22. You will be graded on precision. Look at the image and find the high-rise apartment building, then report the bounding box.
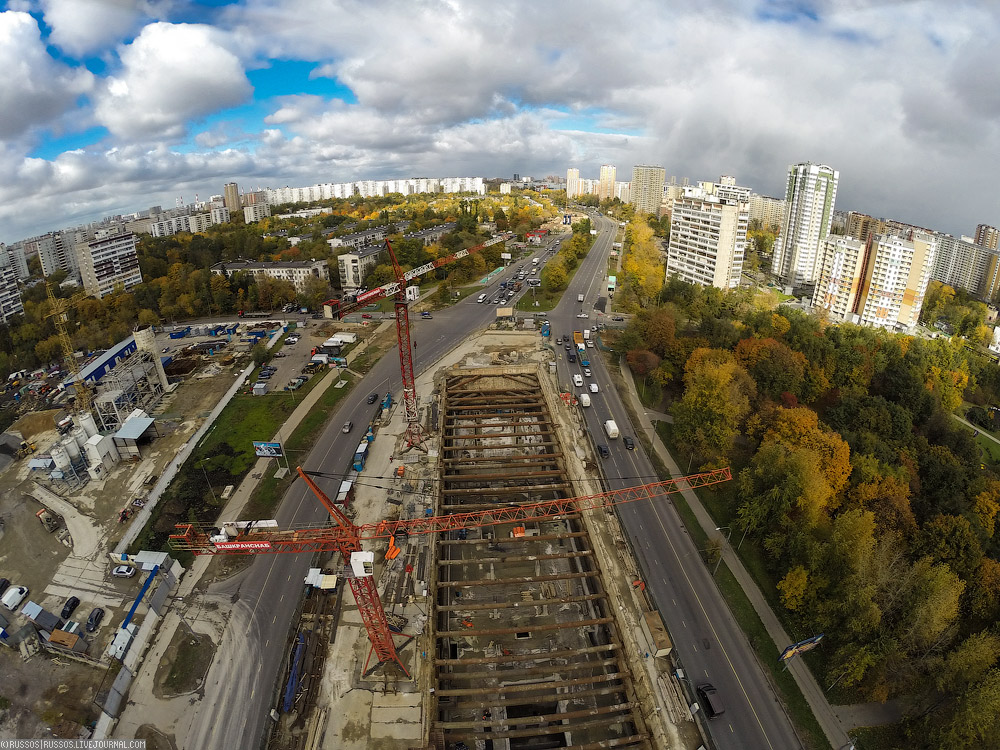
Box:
[845,212,887,245]
[566,168,580,199]
[77,232,142,299]
[598,165,617,201]
[0,242,30,280]
[29,232,81,278]
[0,265,24,323]
[223,182,241,214]
[243,203,271,224]
[813,232,936,331]
[975,224,999,251]
[666,187,749,289]
[771,163,839,288]
[615,181,631,203]
[630,165,666,215]
[931,232,1000,301]
[747,194,786,230]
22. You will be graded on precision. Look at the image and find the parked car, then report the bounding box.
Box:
[342,421,353,433]
[112,565,136,578]
[367,393,379,404]
[85,608,105,633]
[61,596,80,619]
[0,578,9,596]
[361,313,373,319]
[623,436,635,451]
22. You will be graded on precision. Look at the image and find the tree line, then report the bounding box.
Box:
[619,278,1000,748]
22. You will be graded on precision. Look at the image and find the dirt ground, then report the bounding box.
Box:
[153,623,216,699]
[0,649,103,740]
[0,356,242,740]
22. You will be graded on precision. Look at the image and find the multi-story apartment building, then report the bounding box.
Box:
[211,207,231,225]
[566,168,580,199]
[0,242,30,280]
[405,222,456,246]
[211,259,329,293]
[77,232,142,299]
[338,245,385,292]
[243,203,271,224]
[747,193,786,230]
[975,224,999,251]
[499,183,513,195]
[813,232,936,331]
[0,265,24,323]
[630,165,666,215]
[771,162,839,288]
[265,176,485,205]
[28,232,81,279]
[931,233,1000,302]
[223,182,241,213]
[844,212,887,245]
[598,165,617,201]
[666,186,749,289]
[328,225,395,251]
[614,181,631,203]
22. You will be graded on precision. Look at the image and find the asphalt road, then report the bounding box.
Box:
[549,213,801,749]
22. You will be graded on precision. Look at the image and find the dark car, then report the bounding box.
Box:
[696,683,725,718]
[0,578,9,596]
[612,316,625,321]
[598,444,610,459]
[61,596,80,620]
[367,393,379,404]
[623,436,635,451]
[85,607,104,633]
[568,353,576,363]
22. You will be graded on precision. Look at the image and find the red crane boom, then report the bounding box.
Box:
[169,466,732,675]
[321,232,513,448]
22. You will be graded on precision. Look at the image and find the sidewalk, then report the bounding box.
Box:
[618,355,854,750]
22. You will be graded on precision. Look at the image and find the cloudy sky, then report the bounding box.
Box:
[1,0,998,242]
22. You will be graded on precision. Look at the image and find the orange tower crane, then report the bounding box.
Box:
[322,233,512,448]
[170,465,732,677]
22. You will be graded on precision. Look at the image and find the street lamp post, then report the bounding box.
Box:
[712,526,732,577]
[198,458,218,505]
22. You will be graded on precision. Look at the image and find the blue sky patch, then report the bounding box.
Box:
[29,125,109,159]
[248,60,357,103]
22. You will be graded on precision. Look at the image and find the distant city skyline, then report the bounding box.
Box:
[2,2,998,241]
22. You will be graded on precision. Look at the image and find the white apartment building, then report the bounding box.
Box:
[614,181,631,203]
[931,232,1000,301]
[77,232,142,299]
[0,242,30,280]
[211,259,329,293]
[748,194,786,229]
[666,187,749,289]
[243,203,271,224]
[264,176,485,205]
[566,168,580,199]
[0,264,24,322]
[813,233,936,331]
[328,226,394,251]
[771,163,839,288]
[630,166,665,215]
[338,245,385,292]
[499,182,513,194]
[211,207,231,224]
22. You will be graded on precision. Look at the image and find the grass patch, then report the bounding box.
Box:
[976,433,1000,468]
[850,723,910,750]
[160,627,214,697]
[243,372,355,520]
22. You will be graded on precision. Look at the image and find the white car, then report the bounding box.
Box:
[584,368,592,377]
[112,565,137,578]
[576,313,588,318]
[573,374,584,387]
[589,383,599,393]
[586,340,595,348]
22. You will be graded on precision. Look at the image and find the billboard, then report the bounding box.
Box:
[779,634,824,662]
[501,252,511,260]
[253,441,283,457]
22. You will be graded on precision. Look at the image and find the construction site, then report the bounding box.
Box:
[160,330,703,750]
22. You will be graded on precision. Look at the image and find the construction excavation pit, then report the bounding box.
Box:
[428,365,651,749]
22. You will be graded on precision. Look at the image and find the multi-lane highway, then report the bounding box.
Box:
[549,213,801,749]
[184,218,801,750]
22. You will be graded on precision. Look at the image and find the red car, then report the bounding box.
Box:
[361,313,373,319]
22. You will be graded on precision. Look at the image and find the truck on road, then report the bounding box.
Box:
[577,294,584,303]
[579,393,591,407]
[573,331,585,351]
[36,508,61,532]
[604,420,619,439]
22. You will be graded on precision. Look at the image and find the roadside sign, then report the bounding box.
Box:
[253,441,283,457]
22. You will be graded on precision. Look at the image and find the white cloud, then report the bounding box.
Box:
[0,11,94,139]
[94,22,252,140]
[41,0,146,57]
